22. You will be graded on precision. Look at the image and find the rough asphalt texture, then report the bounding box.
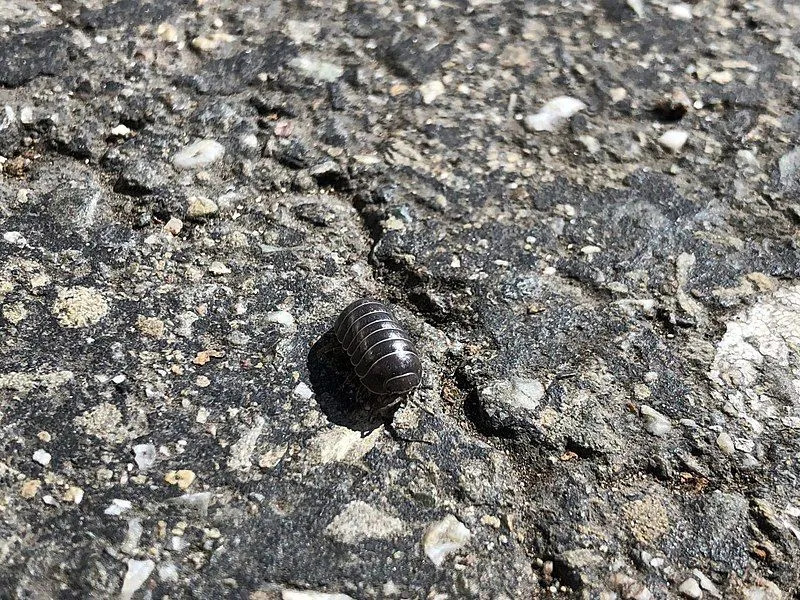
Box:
[1,1,799,599]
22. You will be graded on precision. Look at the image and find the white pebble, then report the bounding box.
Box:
[289,55,344,82]
[419,80,445,104]
[265,310,295,327]
[678,578,702,599]
[133,443,156,471]
[293,382,314,399]
[32,449,51,466]
[104,499,132,516]
[2,231,26,245]
[120,559,155,600]
[422,514,471,567]
[716,432,735,455]
[640,405,672,437]
[110,124,132,137]
[524,96,586,132]
[173,139,225,170]
[158,562,179,583]
[658,129,689,152]
[19,106,34,124]
[668,3,693,20]
[208,261,231,275]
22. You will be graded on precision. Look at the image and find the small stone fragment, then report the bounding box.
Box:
[110,124,131,137]
[325,501,405,544]
[293,382,313,399]
[120,559,155,600]
[136,315,165,339]
[20,479,41,499]
[157,22,179,43]
[208,261,231,275]
[165,469,196,490]
[121,518,144,554]
[52,286,109,328]
[186,196,218,219]
[422,514,471,567]
[419,80,445,104]
[164,217,183,235]
[610,87,628,102]
[32,449,51,466]
[265,310,295,327]
[579,135,601,154]
[289,55,344,82]
[658,129,689,152]
[158,562,179,583]
[709,71,733,84]
[173,140,225,170]
[679,578,702,599]
[716,432,735,455]
[191,32,235,52]
[668,3,693,20]
[64,486,84,504]
[133,443,156,471]
[259,444,288,469]
[105,499,132,516]
[640,405,672,436]
[524,96,586,132]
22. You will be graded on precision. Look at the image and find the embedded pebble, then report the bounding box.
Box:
[32,449,51,466]
[186,196,219,219]
[105,499,133,516]
[293,382,314,399]
[52,287,109,328]
[157,22,179,43]
[668,3,693,20]
[165,469,196,490]
[173,139,225,170]
[709,71,733,84]
[640,405,672,436]
[208,261,231,275]
[524,96,587,132]
[133,443,156,471]
[325,501,405,544]
[419,80,445,104]
[716,432,735,455]
[265,310,295,327]
[289,55,344,82]
[120,518,144,554]
[422,514,471,567]
[658,130,689,152]
[120,559,155,600]
[191,33,235,52]
[679,578,702,599]
[64,486,84,504]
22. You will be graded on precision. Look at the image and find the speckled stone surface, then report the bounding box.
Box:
[0,1,799,598]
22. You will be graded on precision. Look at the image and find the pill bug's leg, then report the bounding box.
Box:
[406,395,434,417]
[383,421,433,446]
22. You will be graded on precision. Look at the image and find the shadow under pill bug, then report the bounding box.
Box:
[333,298,422,397]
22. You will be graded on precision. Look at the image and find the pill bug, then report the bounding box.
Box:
[333,298,422,401]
